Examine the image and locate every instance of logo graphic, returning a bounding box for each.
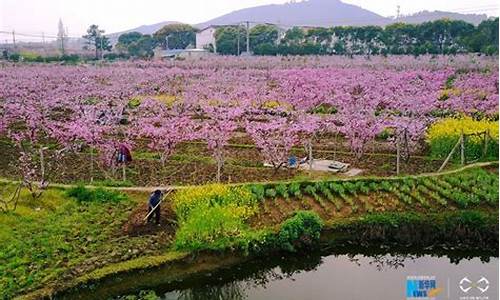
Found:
[460,277,489,294]
[406,276,442,299]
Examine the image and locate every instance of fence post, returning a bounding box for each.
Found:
[39,148,45,181]
[90,147,94,183]
[122,164,126,182]
[483,129,490,158]
[460,130,465,165]
[438,136,461,172]
[308,140,313,171]
[396,132,400,175]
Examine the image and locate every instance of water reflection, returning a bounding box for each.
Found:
[169,282,245,300]
[111,248,497,300]
[370,253,414,270]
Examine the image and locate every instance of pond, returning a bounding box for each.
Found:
[102,248,498,300]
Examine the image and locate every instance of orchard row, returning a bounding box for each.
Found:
[0,55,497,188]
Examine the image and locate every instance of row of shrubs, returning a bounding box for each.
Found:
[5,53,81,63]
[65,185,128,203]
[274,209,498,253]
[334,210,498,249]
[3,52,129,63]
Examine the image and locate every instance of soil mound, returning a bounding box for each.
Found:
[123,202,177,236]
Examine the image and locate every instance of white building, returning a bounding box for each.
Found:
[196,26,220,53]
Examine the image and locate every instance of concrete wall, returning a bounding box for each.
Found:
[196,27,217,53]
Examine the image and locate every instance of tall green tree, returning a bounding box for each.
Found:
[306,27,332,45]
[153,24,197,49]
[383,23,418,55]
[478,18,499,54]
[282,27,306,45]
[249,24,279,51]
[465,18,499,54]
[418,19,474,54]
[214,26,247,55]
[354,26,384,55]
[82,24,112,59]
[117,31,143,45]
[116,32,156,58]
[129,35,155,58]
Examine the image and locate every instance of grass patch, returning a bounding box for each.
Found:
[66,185,128,203]
[0,187,137,298]
[93,179,134,187]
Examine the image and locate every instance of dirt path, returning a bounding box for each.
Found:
[0,161,496,192]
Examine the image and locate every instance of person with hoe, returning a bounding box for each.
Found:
[144,188,173,225]
[146,189,162,225]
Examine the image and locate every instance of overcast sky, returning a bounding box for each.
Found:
[0,0,498,40]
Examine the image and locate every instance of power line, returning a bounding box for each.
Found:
[0,30,105,40]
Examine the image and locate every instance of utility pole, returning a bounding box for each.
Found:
[213,32,217,54]
[58,19,67,56]
[236,26,240,55]
[12,30,16,48]
[61,37,65,56]
[100,34,104,61]
[396,5,401,19]
[41,32,46,56]
[246,21,250,54]
[65,26,69,54]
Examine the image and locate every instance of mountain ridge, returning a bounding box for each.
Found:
[108,0,489,37]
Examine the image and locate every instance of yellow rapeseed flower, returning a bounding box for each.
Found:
[426,117,499,144]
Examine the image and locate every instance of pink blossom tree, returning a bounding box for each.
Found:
[338,109,386,161]
[2,98,69,199]
[198,106,241,182]
[130,98,196,164]
[292,113,327,170]
[246,117,299,172]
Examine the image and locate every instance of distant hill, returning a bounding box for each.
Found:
[396,10,488,26]
[107,21,180,43]
[196,0,386,28]
[107,0,490,40]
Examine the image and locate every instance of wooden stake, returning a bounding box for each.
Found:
[216,144,223,182]
[308,140,313,171]
[460,130,465,165]
[216,161,221,182]
[333,133,338,161]
[438,137,461,172]
[483,129,489,157]
[39,148,45,180]
[396,133,400,175]
[90,147,94,183]
[122,164,126,181]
